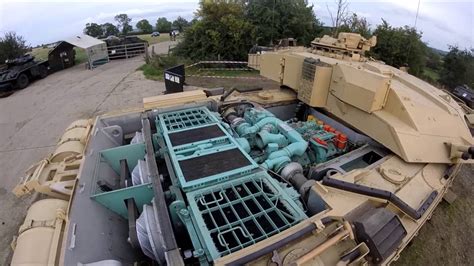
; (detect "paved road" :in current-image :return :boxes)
[0,42,174,263]
[149,39,178,55]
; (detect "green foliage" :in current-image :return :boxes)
[175,0,254,60]
[172,16,190,32]
[339,13,371,38]
[0,32,29,63]
[369,19,427,77]
[439,46,474,89]
[139,63,164,81]
[84,23,103,37]
[156,17,172,32]
[139,54,258,81]
[246,0,322,46]
[115,14,133,35]
[136,19,153,34]
[425,48,443,71]
[102,23,119,37]
[139,54,188,81]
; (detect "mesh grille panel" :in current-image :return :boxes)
[191,176,304,257]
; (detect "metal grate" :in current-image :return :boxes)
[168,125,225,146]
[301,58,318,82]
[179,148,252,182]
[187,173,307,259]
[156,107,258,191]
[160,108,215,132]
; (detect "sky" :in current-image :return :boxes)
[0,0,473,51]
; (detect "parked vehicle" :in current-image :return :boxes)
[452,85,474,108]
[151,32,160,37]
[0,55,49,92]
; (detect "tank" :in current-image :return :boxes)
[0,54,49,93]
[10,33,473,266]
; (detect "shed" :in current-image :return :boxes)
[63,35,109,69]
[48,41,75,71]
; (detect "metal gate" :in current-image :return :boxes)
[107,43,149,60]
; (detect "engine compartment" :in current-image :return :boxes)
[63,101,394,265]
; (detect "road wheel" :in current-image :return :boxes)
[38,65,48,78]
[16,73,29,89]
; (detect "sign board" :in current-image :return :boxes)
[164,64,185,94]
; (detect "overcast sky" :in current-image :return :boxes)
[0,0,473,50]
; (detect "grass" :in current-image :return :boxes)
[73,48,87,64]
[138,54,259,81]
[29,46,89,65]
[29,47,49,61]
[139,64,259,81]
[190,69,259,77]
[136,34,170,45]
[139,63,165,81]
[423,67,440,81]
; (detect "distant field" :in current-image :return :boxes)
[423,67,440,81]
[30,47,87,65]
[29,47,50,61]
[136,34,170,45]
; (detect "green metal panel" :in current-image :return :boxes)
[185,171,307,260]
[100,143,146,174]
[91,183,153,219]
[155,107,258,192]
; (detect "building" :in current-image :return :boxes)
[48,41,75,71]
[62,35,109,69]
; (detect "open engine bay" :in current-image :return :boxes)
[63,100,451,265]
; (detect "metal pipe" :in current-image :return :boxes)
[322,174,438,220]
[260,156,291,171]
[295,229,349,265]
[256,130,287,148]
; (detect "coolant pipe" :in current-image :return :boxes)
[256,130,287,149]
[267,123,308,159]
[260,156,291,172]
[235,116,280,136]
[235,137,251,153]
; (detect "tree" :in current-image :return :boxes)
[115,14,133,35]
[156,17,172,32]
[439,46,474,89]
[339,13,371,38]
[327,0,349,36]
[102,23,119,37]
[369,19,427,76]
[245,0,323,46]
[172,16,190,32]
[136,19,153,34]
[175,0,254,60]
[84,23,103,37]
[0,32,29,63]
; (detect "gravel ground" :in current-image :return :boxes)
[0,43,174,264]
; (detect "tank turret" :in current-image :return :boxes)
[310,32,377,61]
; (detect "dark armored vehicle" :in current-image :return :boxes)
[452,85,474,108]
[0,55,49,92]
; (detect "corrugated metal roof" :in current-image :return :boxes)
[63,34,105,49]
